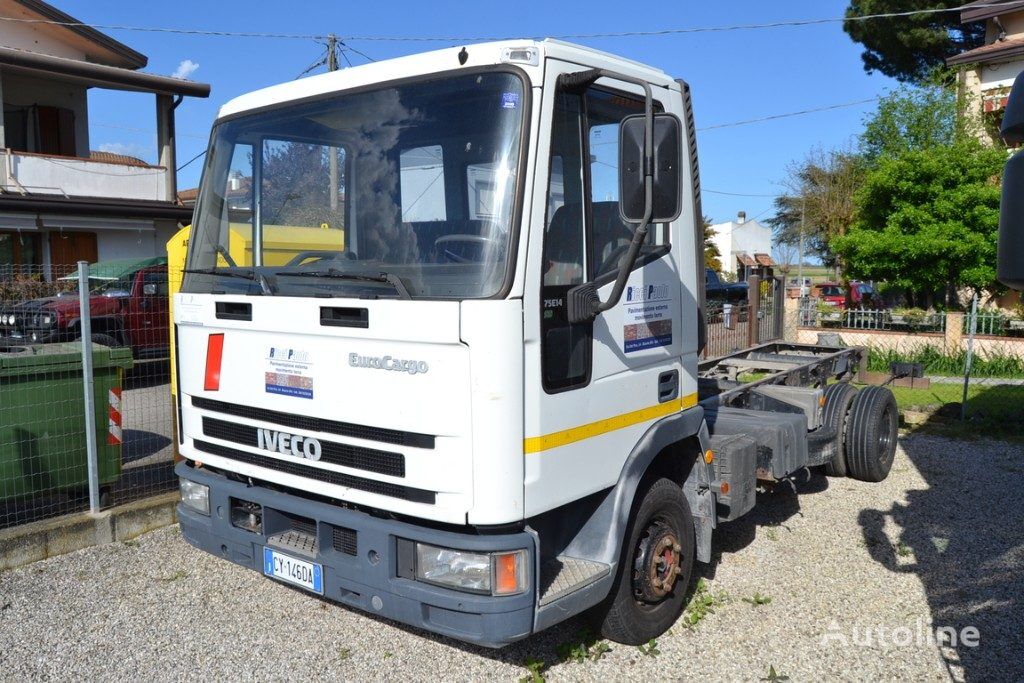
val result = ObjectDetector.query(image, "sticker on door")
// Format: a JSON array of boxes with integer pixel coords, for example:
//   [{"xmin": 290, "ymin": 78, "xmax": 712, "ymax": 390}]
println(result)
[{"xmin": 623, "ymin": 284, "xmax": 673, "ymax": 353}]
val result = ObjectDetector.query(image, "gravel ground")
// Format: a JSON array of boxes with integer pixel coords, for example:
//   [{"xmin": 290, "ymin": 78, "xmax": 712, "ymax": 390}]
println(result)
[{"xmin": 1, "ymin": 433, "xmax": 1022, "ymax": 682}]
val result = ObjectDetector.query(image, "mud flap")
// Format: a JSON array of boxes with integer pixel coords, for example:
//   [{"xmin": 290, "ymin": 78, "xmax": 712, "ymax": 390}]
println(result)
[{"xmin": 683, "ymin": 457, "xmax": 716, "ymax": 564}]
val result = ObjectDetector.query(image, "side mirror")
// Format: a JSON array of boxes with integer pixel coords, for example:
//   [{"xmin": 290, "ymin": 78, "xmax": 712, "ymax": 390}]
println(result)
[
  {"xmin": 999, "ymin": 71, "xmax": 1024, "ymax": 291},
  {"xmin": 619, "ymin": 113, "xmax": 682, "ymax": 223},
  {"xmin": 143, "ymin": 283, "xmax": 158, "ymax": 296}
]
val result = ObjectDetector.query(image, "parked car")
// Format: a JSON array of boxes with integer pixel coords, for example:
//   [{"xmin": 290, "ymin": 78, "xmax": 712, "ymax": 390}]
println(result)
[
  {"xmin": 0, "ymin": 257, "xmax": 169, "ymax": 357},
  {"xmin": 814, "ymin": 281, "xmax": 879, "ymax": 310},
  {"xmin": 705, "ymin": 267, "xmax": 748, "ymax": 303}
]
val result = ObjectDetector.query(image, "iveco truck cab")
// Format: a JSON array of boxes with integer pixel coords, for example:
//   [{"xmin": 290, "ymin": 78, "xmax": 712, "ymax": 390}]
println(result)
[{"xmin": 174, "ymin": 39, "xmax": 902, "ymax": 647}]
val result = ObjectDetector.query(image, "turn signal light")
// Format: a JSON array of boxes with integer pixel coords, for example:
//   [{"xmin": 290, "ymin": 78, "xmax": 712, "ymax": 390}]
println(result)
[
  {"xmin": 493, "ymin": 550, "xmax": 527, "ymax": 596},
  {"xmin": 204, "ymin": 333, "xmax": 225, "ymax": 391},
  {"xmin": 703, "ymin": 449, "xmax": 715, "ymax": 464}
]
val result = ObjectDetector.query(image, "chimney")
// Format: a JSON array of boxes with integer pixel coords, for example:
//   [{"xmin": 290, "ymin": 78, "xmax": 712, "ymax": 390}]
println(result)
[{"xmin": 737, "ymin": 210, "xmax": 746, "ymax": 224}]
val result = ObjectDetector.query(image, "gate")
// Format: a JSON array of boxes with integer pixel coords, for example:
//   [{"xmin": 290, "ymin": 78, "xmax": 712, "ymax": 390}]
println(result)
[{"xmin": 756, "ymin": 275, "xmax": 784, "ymax": 344}]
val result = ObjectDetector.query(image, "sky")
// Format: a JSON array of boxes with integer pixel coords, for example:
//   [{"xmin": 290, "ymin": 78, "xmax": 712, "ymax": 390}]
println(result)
[{"xmin": 61, "ymin": 0, "xmax": 903, "ymax": 227}]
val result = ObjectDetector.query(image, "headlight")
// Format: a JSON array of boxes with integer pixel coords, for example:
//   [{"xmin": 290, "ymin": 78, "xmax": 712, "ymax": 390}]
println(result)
[
  {"xmin": 40, "ymin": 315, "xmax": 53, "ymax": 326},
  {"xmin": 179, "ymin": 479, "xmax": 210, "ymax": 515},
  {"xmin": 414, "ymin": 543, "xmax": 528, "ymax": 596}
]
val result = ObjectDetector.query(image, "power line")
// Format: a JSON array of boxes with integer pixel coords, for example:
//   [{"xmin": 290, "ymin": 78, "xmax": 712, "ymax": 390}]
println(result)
[
  {"xmin": 698, "ymin": 98, "xmax": 878, "ymax": 131},
  {"xmin": 704, "ymin": 189, "xmax": 780, "ymax": 198},
  {"xmin": 177, "ymin": 149, "xmax": 206, "ymax": 172},
  {"xmin": 92, "ymin": 121, "xmax": 207, "ymax": 140},
  {"xmin": 0, "ymin": 3, "xmax": 1006, "ymax": 42}
]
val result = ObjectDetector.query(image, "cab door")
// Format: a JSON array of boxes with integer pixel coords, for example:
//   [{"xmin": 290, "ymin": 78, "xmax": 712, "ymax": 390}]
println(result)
[{"xmin": 523, "ymin": 63, "xmax": 697, "ymax": 517}]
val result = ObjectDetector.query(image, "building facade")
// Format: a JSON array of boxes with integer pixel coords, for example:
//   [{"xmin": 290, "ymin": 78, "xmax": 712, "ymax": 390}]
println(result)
[
  {"xmin": 0, "ymin": 0, "xmax": 209, "ymax": 278},
  {"xmin": 709, "ymin": 211, "xmax": 775, "ymax": 282}
]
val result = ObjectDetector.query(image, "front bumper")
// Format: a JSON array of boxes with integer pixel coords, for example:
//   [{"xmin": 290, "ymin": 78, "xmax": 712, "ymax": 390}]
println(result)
[{"xmin": 175, "ymin": 462, "xmax": 537, "ymax": 648}]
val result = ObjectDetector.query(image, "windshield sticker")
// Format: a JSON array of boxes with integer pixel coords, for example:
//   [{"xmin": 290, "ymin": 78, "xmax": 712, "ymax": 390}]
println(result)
[
  {"xmin": 623, "ymin": 284, "xmax": 673, "ymax": 353},
  {"xmin": 265, "ymin": 347, "xmax": 314, "ymax": 399},
  {"xmin": 501, "ymin": 92, "xmax": 519, "ymax": 109}
]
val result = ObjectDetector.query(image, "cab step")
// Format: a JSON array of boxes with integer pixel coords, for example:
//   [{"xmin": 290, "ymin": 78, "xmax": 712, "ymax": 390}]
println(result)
[{"xmin": 538, "ymin": 556, "xmax": 610, "ymax": 605}]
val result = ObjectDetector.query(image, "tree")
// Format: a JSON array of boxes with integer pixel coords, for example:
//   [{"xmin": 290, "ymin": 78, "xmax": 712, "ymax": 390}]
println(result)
[
  {"xmin": 860, "ymin": 86, "xmax": 958, "ymax": 160},
  {"xmin": 843, "ymin": 0, "xmax": 986, "ymax": 84},
  {"xmin": 767, "ymin": 148, "xmax": 866, "ymax": 269},
  {"xmin": 703, "ymin": 216, "xmax": 722, "ymax": 272},
  {"xmin": 832, "ymin": 141, "xmax": 1005, "ymax": 307}
]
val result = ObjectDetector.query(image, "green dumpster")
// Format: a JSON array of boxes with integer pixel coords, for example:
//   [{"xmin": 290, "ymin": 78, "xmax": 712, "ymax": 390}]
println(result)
[{"xmin": 0, "ymin": 343, "xmax": 133, "ymax": 502}]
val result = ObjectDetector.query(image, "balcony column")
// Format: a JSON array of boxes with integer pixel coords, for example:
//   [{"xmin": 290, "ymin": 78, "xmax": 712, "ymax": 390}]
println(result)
[{"xmin": 156, "ymin": 94, "xmax": 177, "ymax": 202}]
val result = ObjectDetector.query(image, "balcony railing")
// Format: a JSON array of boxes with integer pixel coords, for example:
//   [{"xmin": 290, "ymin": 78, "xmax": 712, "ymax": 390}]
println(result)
[{"xmin": 0, "ymin": 149, "xmax": 169, "ymax": 202}]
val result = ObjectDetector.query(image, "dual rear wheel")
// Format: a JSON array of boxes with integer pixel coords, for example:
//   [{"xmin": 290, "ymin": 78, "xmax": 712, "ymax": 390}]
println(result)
[{"xmin": 823, "ymin": 383, "xmax": 899, "ymax": 483}]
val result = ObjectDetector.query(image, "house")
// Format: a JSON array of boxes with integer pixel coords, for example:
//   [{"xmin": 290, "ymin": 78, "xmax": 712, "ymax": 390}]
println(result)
[
  {"xmin": 709, "ymin": 211, "xmax": 775, "ymax": 282},
  {"xmin": 0, "ymin": 0, "xmax": 209, "ymax": 279},
  {"xmin": 948, "ymin": 0, "xmax": 1024, "ymax": 145}
]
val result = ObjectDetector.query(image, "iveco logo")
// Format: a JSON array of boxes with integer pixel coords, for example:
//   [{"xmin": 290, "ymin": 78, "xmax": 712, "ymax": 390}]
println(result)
[
  {"xmin": 257, "ymin": 429, "xmax": 322, "ymax": 461},
  {"xmin": 348, "ymin": 353, "xmax": 429, "ymax": 375}
]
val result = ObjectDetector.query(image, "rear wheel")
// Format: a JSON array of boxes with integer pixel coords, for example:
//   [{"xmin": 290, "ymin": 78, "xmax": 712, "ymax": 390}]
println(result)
[
  {"xmin": 821, "ymin": 382, "xmax": 858, "ymax": 477},
  {"xmin": 845, "ymin": 386, "xmax": 898, "ymax": 482},
  {"xmin": 593, "ymin": 477, "xmax": 695, "ymax": 645},
  {"xmin": 87, "ymin": 333, "xmax": 123, "ymax": 348}
]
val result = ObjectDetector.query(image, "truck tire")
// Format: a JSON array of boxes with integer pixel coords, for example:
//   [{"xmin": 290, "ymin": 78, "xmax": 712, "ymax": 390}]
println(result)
[
  {"xmin": 593, "ymin": 477, "xmax": 695, "ymax": 645},
  {"xmin": 844, "ymin": 386, "xmax": 898, "ymax": 482},
  {"xmin": 89, "ymin": 333, "xmax": 123, "ymax": 348},
  {"xmin": 821, "ymin": 382, "xmax": 858, "ymax": 477}
]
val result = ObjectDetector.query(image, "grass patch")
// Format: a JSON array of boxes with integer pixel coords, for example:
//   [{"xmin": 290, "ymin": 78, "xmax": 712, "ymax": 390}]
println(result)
[{"xmin": 881, "ymin": 383, "xmax": 1024, "ymax": 440}]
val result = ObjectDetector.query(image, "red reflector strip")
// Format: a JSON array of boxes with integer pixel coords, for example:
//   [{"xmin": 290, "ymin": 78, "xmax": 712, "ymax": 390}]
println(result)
[
  {"xmin": 204, "ymin": 333, "xmax": 225, "ymax": 391},
  {"xmin": 107, "ymin": 387, "xmax": 122, "ymax": 446}
]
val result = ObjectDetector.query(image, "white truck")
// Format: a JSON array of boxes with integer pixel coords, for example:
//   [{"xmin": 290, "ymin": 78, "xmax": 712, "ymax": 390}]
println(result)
[{"xmin": 174, "ymin": 40, "xmax": 903, "ymax": 647}]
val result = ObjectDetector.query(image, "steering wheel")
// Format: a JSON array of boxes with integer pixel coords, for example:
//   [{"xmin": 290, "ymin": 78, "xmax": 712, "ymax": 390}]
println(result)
[
  {"xmin": 283, "ymin": 250, "xmax": 347, "ymax": 267},
  {"xmin": 434, "ymin": 234, "xmax": 498, "ymax": 263}
]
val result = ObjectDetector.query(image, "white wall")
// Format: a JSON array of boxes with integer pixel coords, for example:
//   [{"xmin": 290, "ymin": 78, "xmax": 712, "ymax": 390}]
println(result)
[
  {"xmin": 94, "ymin": 227, "xmax": 162, "ymax": 261},
  {"xmin": 3, "ymin": 150, "xmax": 167, "ymax": 200},
  {"xmin": 709, "ymin": 218, "xmax": 773, "ymax": 271}
]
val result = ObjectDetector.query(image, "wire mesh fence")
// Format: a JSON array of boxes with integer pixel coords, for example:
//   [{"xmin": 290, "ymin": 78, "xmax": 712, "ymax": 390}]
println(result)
[{"xmin": 0, "ymin": 261, "xmax": 177, "ymax": 529}]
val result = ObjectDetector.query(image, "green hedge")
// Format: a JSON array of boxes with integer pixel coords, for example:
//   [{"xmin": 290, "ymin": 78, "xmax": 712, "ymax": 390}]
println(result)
[{"xmin": 867, "ymin": 346, "xmax": 1024, "ymax": 379}]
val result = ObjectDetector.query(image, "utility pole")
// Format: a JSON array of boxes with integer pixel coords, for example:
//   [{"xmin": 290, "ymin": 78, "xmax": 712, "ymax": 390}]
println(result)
[
  {"xmin": 797, "ymin": 195, "xmax": 805, "ymax": 294},
  {"xmin": 327, "ymin": 34, "xmax": 340, "ymax": 211}
]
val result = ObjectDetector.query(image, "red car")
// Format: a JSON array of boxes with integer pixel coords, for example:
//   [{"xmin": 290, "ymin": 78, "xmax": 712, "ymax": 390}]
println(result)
[
  {"xmin": 0, "ymin": 257, "xmax": 169, "ymax": 357},
  {"xmin": 814, "ymin": 281, "xmax": 878, "ymax": 310}
]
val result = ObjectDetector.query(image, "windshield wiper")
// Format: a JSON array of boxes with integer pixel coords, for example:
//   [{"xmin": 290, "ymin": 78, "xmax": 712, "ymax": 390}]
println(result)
[
  {"xmin": 274, "ymin": 268, "xmax": 412, "ymax": 300},
  {"xmin": 183, "ymin": 267, "xmax": 275, "ymax": 295}
]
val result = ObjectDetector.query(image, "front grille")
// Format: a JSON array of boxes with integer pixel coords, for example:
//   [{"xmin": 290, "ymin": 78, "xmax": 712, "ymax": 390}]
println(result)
[
  {"xmin": 192, "ymin": 396, "xmax": 434, "ymax": 449},
  {"xmin": 202, "ymin": 417, "xmax": 405, "ymax": 477},
  {"xmin": 192, "ymin": 439, "xmax": 436, "ymax": 505},
  {"xmin": 332, "ymin": 526, "xmax": 358, "ymax": 555}
]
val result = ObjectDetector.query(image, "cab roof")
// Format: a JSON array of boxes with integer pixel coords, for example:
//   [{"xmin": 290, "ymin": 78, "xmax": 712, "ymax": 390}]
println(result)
[{"xmin": 216, "ymin": 39, "xmax": 679, "ymax": 120}]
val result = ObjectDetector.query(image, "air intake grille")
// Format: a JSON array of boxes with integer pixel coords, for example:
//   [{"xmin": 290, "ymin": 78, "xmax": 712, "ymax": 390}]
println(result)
[
  {"xmin": 202, "ymin": 417, "xmax": 405, "ymax": 477},
  {"xmin": 192, "ymin": 396, "xmax": 434, "ymax": 449},
  {"xmin": 192, "ymin": 439, "xmax": 435, "ymax": 505},
  {"xmin": 332, "ymin": 526, "xmax": 358, "ymax": 556}
]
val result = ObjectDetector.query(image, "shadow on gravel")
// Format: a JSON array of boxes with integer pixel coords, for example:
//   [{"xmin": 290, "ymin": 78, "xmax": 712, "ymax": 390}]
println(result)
[{"xmin": 859, "ymin": 436, "xmax": 1024, "ymax": 682}]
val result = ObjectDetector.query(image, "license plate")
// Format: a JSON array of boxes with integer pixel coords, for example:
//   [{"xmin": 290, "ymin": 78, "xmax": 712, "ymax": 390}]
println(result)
[{"xmin": 262, "ymin": 547, "xmax": 323, "ymax": 594}]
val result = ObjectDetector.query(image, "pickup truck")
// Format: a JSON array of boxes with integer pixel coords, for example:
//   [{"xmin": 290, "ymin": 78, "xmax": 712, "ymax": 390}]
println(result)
[
  {"xmin": 705, "ymin": 267, "xmax": 748, "ymax": 303},
  {"xmin": 0, "ymin": 257, "xmax": 170, "ymax": 357}
]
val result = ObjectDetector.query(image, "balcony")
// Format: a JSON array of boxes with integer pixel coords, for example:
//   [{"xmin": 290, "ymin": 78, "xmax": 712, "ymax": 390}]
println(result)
[{"xmin": 0, "ymin": 149, "xmax": 169, "ymax": 202}]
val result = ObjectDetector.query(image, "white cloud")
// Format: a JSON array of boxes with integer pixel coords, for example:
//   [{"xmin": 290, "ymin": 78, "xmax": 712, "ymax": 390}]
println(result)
[
  {"xmin": 171, "ymin": 59, "xmax": 199, "ymax": 80},
  {"xmin": 96, "ymin": 142, "xmax": 149, "ymax": 159}
]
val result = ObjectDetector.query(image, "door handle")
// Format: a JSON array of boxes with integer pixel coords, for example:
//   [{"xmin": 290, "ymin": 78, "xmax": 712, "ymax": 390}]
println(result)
[{"xmin": 658, "ymin": 369, "xmax": 679, "ymax": 403}]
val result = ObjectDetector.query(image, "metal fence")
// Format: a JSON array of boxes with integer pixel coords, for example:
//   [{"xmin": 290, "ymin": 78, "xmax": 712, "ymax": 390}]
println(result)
[
  {"xmin": 703, "ymin": 276, "xmax": 783, "ymax": 357},
  {"xmin": 791, "ymin": 294, "xmax": 1024, "ymax": 435},
  {"xmin": 0, "ymin": 262, "xmax": 177, "ymax": 529}
]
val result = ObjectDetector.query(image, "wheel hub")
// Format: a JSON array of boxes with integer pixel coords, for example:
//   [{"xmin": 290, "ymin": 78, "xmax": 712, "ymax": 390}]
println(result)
[{"xmin": 632, "ymin": 521, "xmax": 683, "ymax": 603}]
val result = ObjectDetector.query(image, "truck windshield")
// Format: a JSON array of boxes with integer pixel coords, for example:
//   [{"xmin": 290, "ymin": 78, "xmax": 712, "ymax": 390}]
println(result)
[{"xmin": 185, "ymin": 70, "xmax": 526, "ymax": 299}]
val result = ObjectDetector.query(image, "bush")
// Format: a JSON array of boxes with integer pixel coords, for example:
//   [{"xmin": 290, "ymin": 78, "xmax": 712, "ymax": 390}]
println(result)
[{"xmin": 867, "ymin": 346, "xmax": 1024, "ymax": 378}]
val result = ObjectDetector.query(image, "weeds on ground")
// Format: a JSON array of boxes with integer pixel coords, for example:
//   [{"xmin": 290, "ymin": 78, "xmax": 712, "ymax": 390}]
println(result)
[
  {"xmin": 680, "ymin": 578, "xmax": 729, "ymax": 628},
  {"xmin": 895, "ymin": 541, "xmax": 913, "ymax": 557},
  {"xmin": 123, "ymin": 538, "xmax": 140, "ymax": 548},
  {"xmin": 761, "ymin": 664, "xmax": 790, "ymax": 681},
  {"xmin": 158, "ymin": 569, "xmax": 188, "ymax": 582},
  {"xmin": 338, "ymin": 647, "xmax": 351, "ymax": 661},
  {"xmin": 519, "ymin": 657, "xmax": 547, "ymax": 683},
  {"xmin": 636, "ymin": 638, "xmax": 661, "ymax": 657},
  {"xmin": 556, "ymin": 628, "xmax": 611, "ymax": 664},
  {"xmin": 743, "ymin": 592, "xmax": 773, "ymax": 607}
]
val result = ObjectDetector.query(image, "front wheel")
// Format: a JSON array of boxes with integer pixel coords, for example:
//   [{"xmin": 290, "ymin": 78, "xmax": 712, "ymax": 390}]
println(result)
[{"xmin": 592, "ymin": 477, "xmax": 695, "ymax": 645}]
